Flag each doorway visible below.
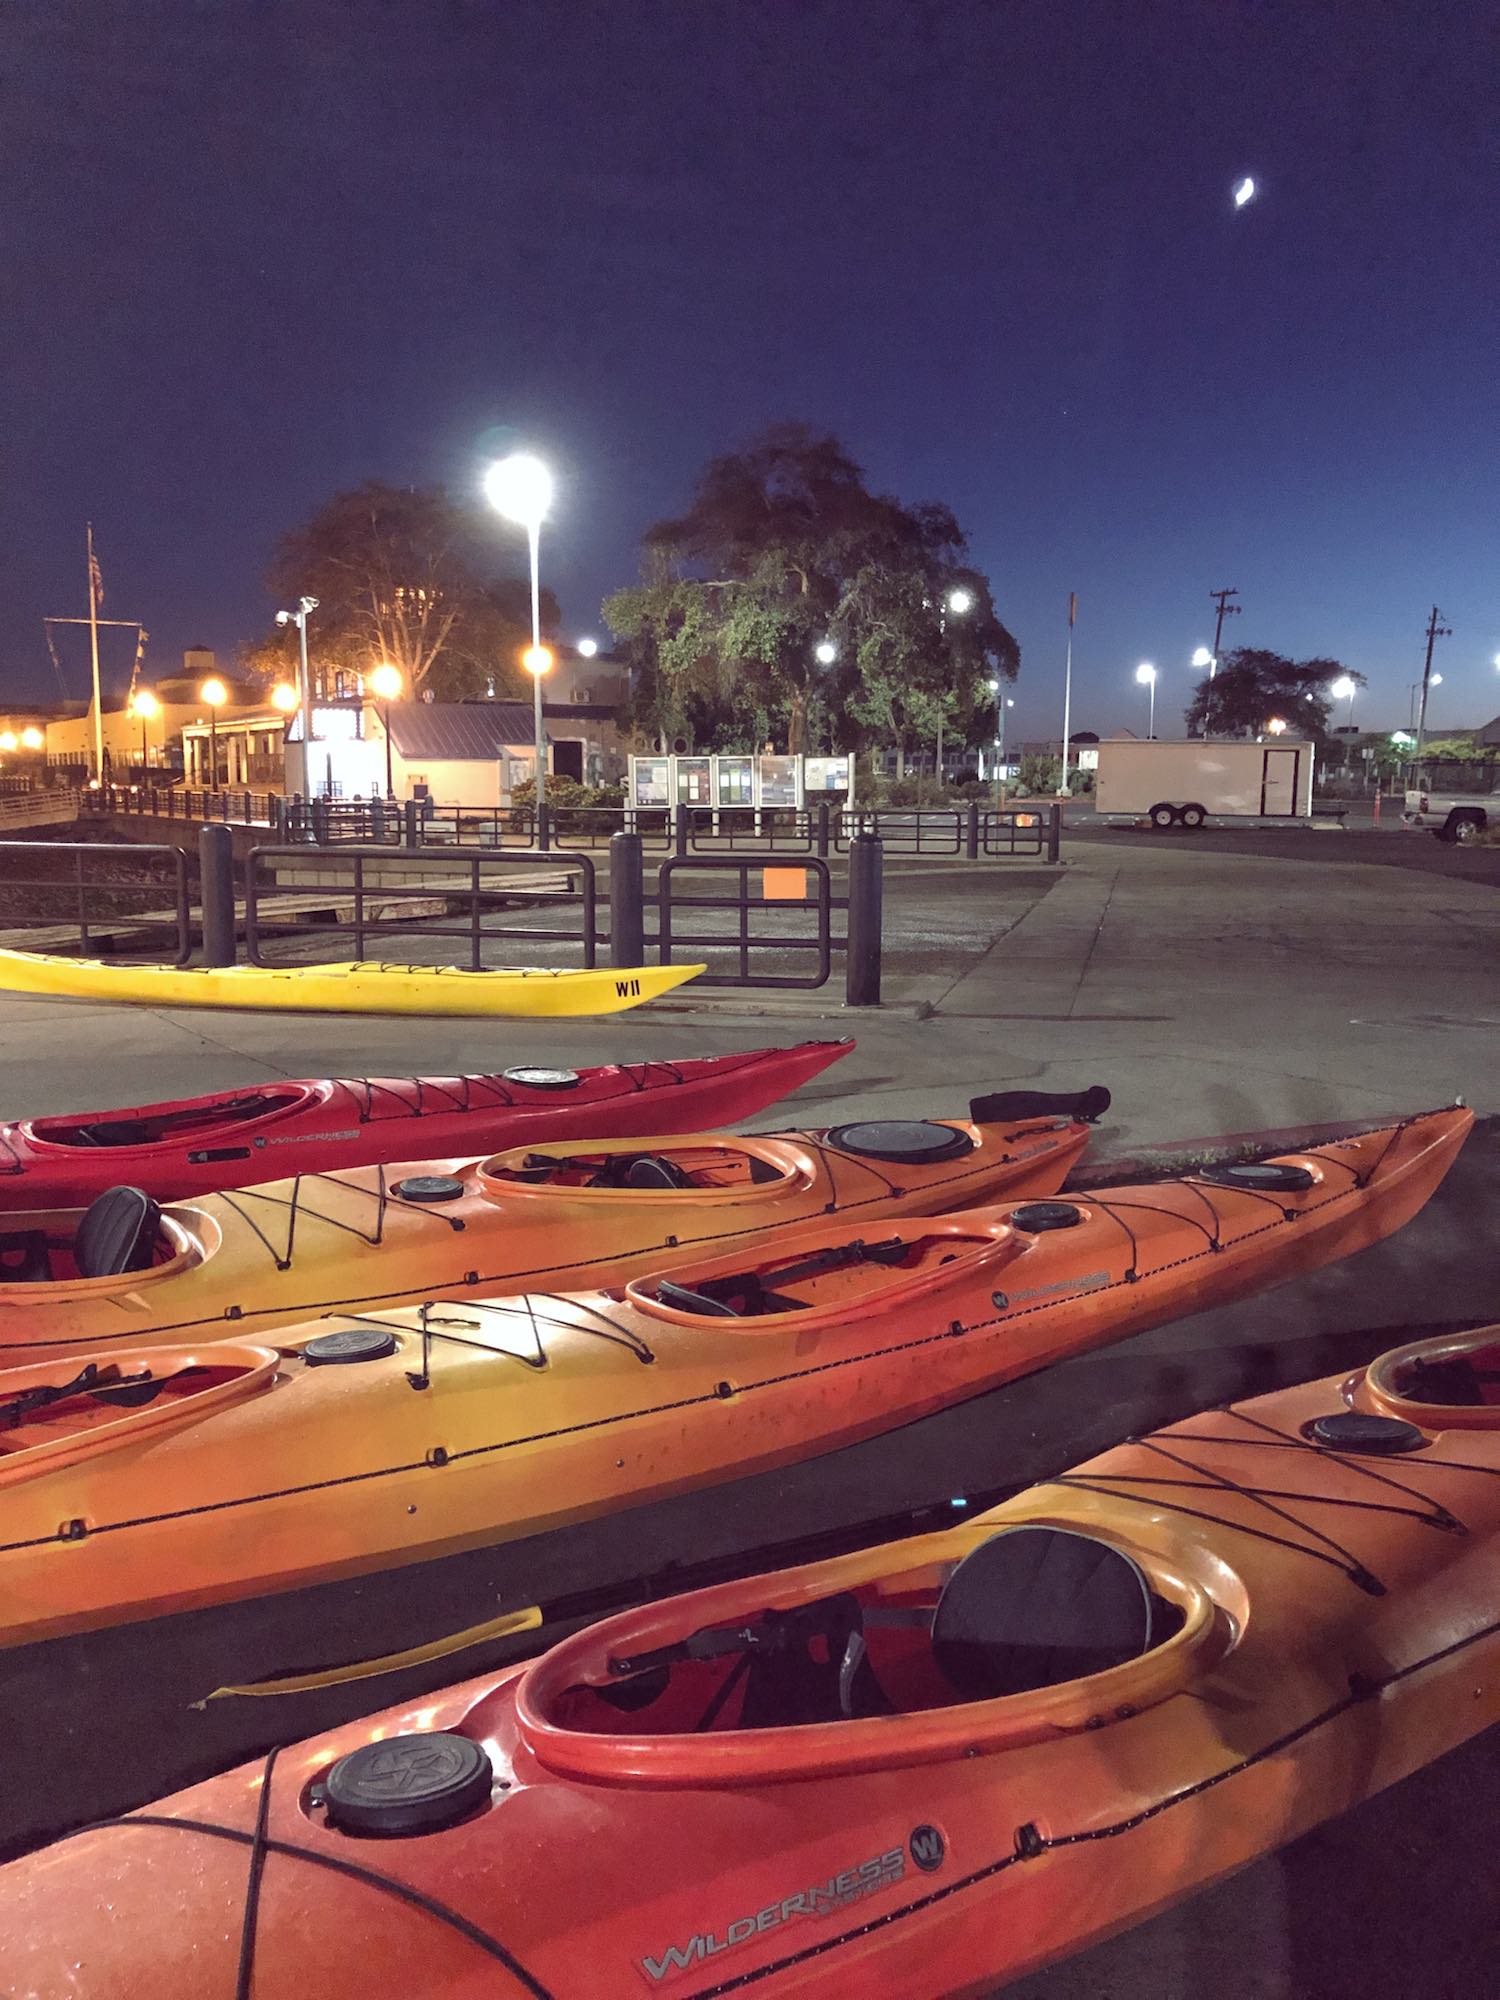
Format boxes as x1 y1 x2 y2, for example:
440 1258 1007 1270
1261 748 1300 815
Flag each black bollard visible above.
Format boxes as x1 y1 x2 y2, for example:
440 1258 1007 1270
198 823 237 967
610 831 646 968
966 800 980 860
845 832 883 1007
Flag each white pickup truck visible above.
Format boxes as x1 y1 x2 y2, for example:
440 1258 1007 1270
1403 782 1500 843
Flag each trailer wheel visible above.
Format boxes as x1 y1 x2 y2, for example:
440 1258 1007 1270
1149 803 1177 830
1179 804 1206 830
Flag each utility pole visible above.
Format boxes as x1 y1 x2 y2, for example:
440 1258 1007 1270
1207 586 1240 733
1413 604 1451 766
87 524 103 781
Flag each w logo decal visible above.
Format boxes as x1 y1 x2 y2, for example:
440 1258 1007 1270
909 1824 946 1872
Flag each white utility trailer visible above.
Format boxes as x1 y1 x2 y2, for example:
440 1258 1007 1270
1094 738 1315 828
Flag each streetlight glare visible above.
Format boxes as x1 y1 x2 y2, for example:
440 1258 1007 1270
522 644 555 678
484 452 553 528
814 639 838 666
946 587 974 617
270 683 299 714
1431 671 1444 688
1233 176 1257 208
130 688 160 719
1191 647 1213 668
0 732 16 752
1135 662 1157 685
368 662 403 701
576 638 599 658
200 678 228 707
21 726 43 749
1266 716 1288 735
1330 676 1356 700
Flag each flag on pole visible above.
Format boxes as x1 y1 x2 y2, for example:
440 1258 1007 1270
88 542 104 612
1068 591 1078 627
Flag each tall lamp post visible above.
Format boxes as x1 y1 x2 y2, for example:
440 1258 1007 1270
369 662 403 797
200 677 227 790
484 453 555 818
1330 675 1357 728
129 686 160 779
275 596 319 794
987 678 1014 802
1136 662 1158 738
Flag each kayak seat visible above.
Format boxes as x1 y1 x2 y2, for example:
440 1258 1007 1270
624 1156 695 1191
0 1229 51 1284
931 1526 1156 1702
74 1186 162 1280
654 1279 741 1318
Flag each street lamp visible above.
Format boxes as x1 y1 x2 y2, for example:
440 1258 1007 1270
275 595 319 789
946 587 974 617
200 677 227 790
1408 671 1441 731
576 637 599 659
814 639 838 666
1330 675 1357 727
368 662 403 797
0 732 15 753
129 687 160 772
484 452 554 818
1191 646 1213 668
270 683 299 715
1136 662 1158 738
1266 716 1288 736
987 678 1015 803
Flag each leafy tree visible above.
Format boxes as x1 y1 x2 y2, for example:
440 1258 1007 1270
1183 649 1364 740
605 426 1017 756
244 481 555 703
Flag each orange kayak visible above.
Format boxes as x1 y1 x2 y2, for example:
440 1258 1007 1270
0 1087 1106 1365
0 1107 1466 1657
15 1280 1498 1998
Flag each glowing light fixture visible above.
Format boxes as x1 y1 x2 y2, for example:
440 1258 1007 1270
1233 176 1257 208
946 588 974 616
270 683 299 714
814 640 838 666
1192 646 1213 668
577 637 599 658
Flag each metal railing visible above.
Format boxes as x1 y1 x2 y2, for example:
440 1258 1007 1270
242 843 598 970
652 856 838 989
0 840 193 964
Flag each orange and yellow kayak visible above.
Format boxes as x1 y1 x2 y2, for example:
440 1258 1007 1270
0 1105 1466 1651
14 1281 1497 1999
0 1088 1105 1365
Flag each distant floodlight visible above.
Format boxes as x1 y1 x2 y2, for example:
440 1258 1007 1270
20 726 43 749
576 638 599 658
1330 676 1356 700
1233 176 1257 208
522 644 555 678
1135 662 1157 685
270 683 300 714
1191 646 1213 668
946 587 974 617
1431 671 1444 688
1266 716 1287 735
484 452 553 529
1391 731 1415 747
814 640 838 666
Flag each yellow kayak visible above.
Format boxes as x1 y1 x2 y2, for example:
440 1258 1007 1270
0 949 704 1018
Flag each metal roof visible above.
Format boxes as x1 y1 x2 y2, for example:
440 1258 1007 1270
386 704 544 760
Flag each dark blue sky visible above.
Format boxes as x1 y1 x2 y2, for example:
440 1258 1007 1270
5 0 1498 737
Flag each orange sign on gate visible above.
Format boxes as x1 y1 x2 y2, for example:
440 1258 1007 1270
762 867 808 901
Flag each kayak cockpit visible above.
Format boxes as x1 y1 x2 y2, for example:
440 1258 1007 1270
1360 1330 1500 1430
0 1344 279 1472
628 1224 1011 1321
480 1141 794 1196
0 1186 198 1289
25 1085 312 1151
513 1526 1222 1782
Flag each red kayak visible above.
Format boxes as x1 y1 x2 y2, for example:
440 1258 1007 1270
0 1041 851 1208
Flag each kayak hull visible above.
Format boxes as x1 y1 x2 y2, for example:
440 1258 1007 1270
0 1105 1098 1364
0 947 705 1016
13 1303 1500 1998
0 1040 853 1207
0 1107 1467 1652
